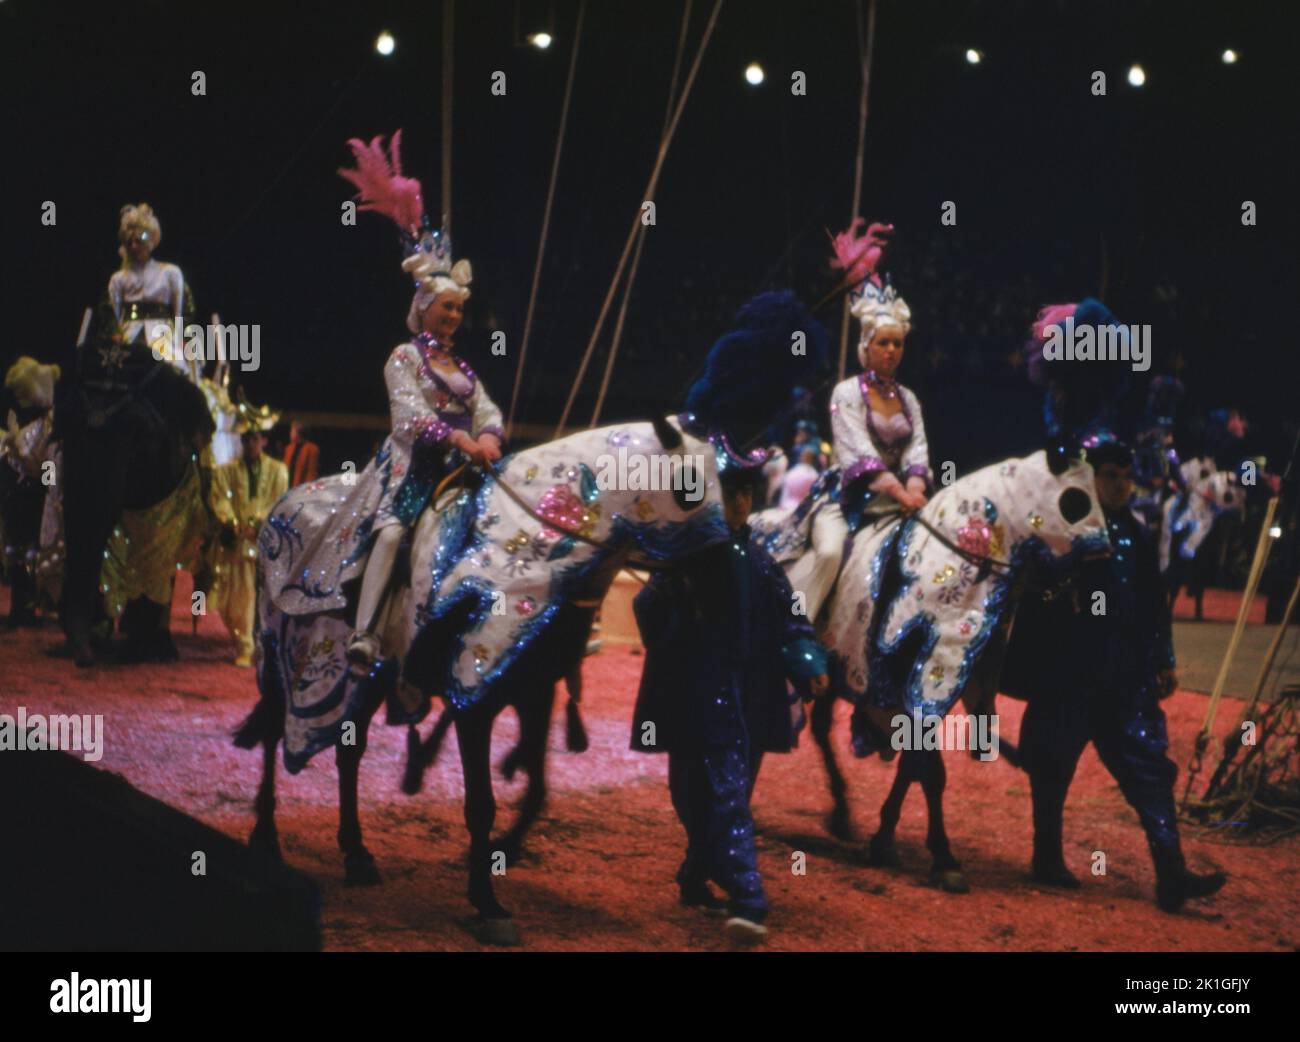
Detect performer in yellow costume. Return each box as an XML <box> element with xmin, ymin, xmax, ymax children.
<box><xmin>209</xmin><ymin>414</ymin><xmax>288</xmax><ymax>666</ymax></box>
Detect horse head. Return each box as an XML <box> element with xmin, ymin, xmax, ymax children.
<box><xmin>404</xmin><ymin>415</ymin><xmax>729</xmax><ymax>708</ymax></box>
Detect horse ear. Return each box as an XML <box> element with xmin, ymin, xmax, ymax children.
<box><xmin>651</xmin><ymin>414</ymin><xmax>683</xmax><ymax>452</ymax></box>
<box><xmin>1045</xmin><ymin>436</ymin><xmax>1078</xmax><ymax>476</ymax></box>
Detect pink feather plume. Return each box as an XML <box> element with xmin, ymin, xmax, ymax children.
<box><xmin>1031</xmin><ymin>303</ymin><xmax>1078</xmax><ymax>342</ymax></box>
<box><xmin>829</xmin><ymin>219</ymin><xmax>894</xmax><ymax>287</ymax></box>
<box><xmin>337</xmin><ymin>130</ymin><xmax>426</xmax><ymax>235</ymax></box>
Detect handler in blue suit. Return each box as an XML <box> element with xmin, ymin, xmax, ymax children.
<box><xmin>1003</xmin><ymin>439</ymin><xmax>1226</xmax><ymax>912</ymax></box>
<box><xmin>632</xmin><ymin>468</ymin><xmax>829</xmax><ymax>944</ymax></box>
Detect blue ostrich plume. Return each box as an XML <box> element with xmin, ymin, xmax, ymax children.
<box><xmin>682</xmin><ymin>290</ymin><xmax>829</xmax><ymax>449</ymax></box>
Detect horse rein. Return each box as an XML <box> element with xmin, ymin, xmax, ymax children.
<box><xmin>867</xmin><ymin>503</ymin><xmax>1017</xmax><ymax>577</ymax></box>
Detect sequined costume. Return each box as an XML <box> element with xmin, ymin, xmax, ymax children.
<box><xmin>1004</xmin><ymin>503</ymin><xmax>1185</xmax><ymax>877</ymax></box>
<box><xmin>755</xmin><ymin>221</ymin><xmax>930</xmax><ymax>625</ymax></box>
<box><xmin>99</xmin><ymin>460</ymin><xmax>209</xmax><ymax>620</ymax></box>
<box><xmin>259</xmin><ymin>334</ymin><xmax>501</xmax><ymax>622</ymax></box>
<box><xmin>209</xmin><ymin>453</ymin><xmax>289</xmax><ymax>662</ymax></box>
<box><xmin>761</xmin><ymin>371</ymin><xmax>932</xmax><ymax>624</ymax></box>
<box><xmin>0</xmin><ymin>410</ymin><xmax>54</xmax><ymax>623</ymax></box>
<box><xmin>631</xmin><ymin>525</ymin><xmax>828</xmax><ymax>920</ymax></box>
<box><xmin>107</xmin><ymin>257</ymin><xmax>197</xmax><ymax>382</ymax></box>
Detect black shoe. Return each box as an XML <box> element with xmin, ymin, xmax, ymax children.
<box><xmin>1153</xmin><ymin>845</ymin><xmax>1226</xmax><ymax>912</ymax></box>
<box><xmin>679</xmin><ymin>882</ymin><xmax>727</xmax><ymax>911</ymax></box>
<box><xmin>1157</xmin><ymin>868</ymin><xmax>1227</xmax><ymax>913</ymax></box>
<box><xmin>1031</xmin><ymin>859</ymin><xmax>1082</xmax><ymax>889</ymax></box>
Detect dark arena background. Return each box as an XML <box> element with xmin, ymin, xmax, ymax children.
<box><xmin>0</xmin><ymin>0</ymin><xmax>1297</xmax><ymax>1016</ymax></box>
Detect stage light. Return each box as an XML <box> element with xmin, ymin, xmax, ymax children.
<box><xmin>1222</xmin><ymin>49</ymin><xmax>1239</xmax><ymax>64</ymax></box>
<box><xmin>1128</xmin><ymin>64</ymin><xmax>1146</xmax><ymax>87</ymax></box>
<box><xmin>1269</xmin><ymin>524</ymin><xmax>1283</xmax><ymax>539</ymax></box>
<box><xmin>965</xmin><ymin>49</ymin><xmax>983</xmax><ymax>65</ymax></box>
<box><xmin>528</xmin><ymin>32</ymin><xmax>553</xmax><ymax>50</ymax></box>
<box><xmin>375</xmin><ymin>32</ymin><xmax>395</xmax><ymax>57</ymax></box>
<box><xmin>745</xmin><ymin>62</ymin><xmax>765</xmax><ymax>85</ymax></box>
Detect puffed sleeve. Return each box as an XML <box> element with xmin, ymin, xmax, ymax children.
<box><xmin>900</xmin><ymin>386</ymin><xmax>932</xmax><ymax>488</ymax></box>
<box><xmin>385</xmin><ymin>343</ymin><xmax>452</xmax><ymax>454</ymax></box>
<box><xmin>830</xmin><ymin>377</ymin><xmax>887</xmax><ymax>487</ymax></box>
<box><xmin>107</xmin><ymin>271</ymin><xmax>125</xmax><ymax>323</ymax></box>
<box><xmin>755</xmin><ymin>536</ymin><xmax>829</xmax><ymax>687</ymax></box>
<box><xmin>168</xmin><ymin>265</ymin><xmax>186</xmax><ymax>320</ymax></box>
<box><xmin>469</xmin><ymin>376</ymin><xmax>505</xmax><ymax>443</ymax></box>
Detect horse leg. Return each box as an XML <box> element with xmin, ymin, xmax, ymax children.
<box><xmin>248</xmin><ymin>732</ymin><xmax>283</xmax><ymax>860</ymax></box>
<box><xmin>456</xmin><ymin>709</ymin><xmax>518</xmax><ymax>944</ymax></box>
<box><xmin>496</xmin><ymin>680</ymin><xmax>557</xmax><ymax>863</ymax></box>
<box><xmin>868</xmin><ymin>752</ymin><xmax>917</xmax><ymax>867</ymax></box>
<box><xmin>920</xmin><ymin>750</ymin><xmax>969</xmax><ymax>893</ymax></box>
<box><xmin>337</xmin><ymin>690</ymin><xmax>383</xmax><ymax>885</ymax></box>
<box><xmin>563</xmin><ymin>661</ymin><xmax>589</xmax><ymax>753</ymax></box>
<box><xmin>811</xmin><ymin>695</ymin><xmax>851</xmax><ymax>839</ymax></box>
<box><xmin>400</xmin><ymin>708</ymin><xmax>455</xmax><ymax>795</ymax></box>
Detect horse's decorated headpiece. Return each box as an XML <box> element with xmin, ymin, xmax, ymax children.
<box><xmin>337</xmin><ymin>131</ymin><xmax>472</xmax><ymax>334</ymax></box>
<box><xmin>1025</xmin><ymin>297</ymin><xmax>1133</xmax><ymax>471</ymax></box>
<box><xmin>681</xmin><ymin>290</ymin><xmax>829</xmax><ymax>477</ymax></box>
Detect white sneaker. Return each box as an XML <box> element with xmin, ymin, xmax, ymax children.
<box><xmin>724</xmin><ymin>917</ymin><xmax>769</xmax><ymax>945</ymax></box>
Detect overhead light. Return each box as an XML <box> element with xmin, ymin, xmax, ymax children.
<box><xmin>375</xmin><ymin>32</ymin><xmax>395</xmax><ymax>57</ymax></box>
<box><xmin>1222</xmin><ymin>49</ymin><xmax>1239</xmax><ymax>64</ymax></box>
<box><xmin>528</xmin><ymin>32</ymin><xmax>553</xmax><ymax>50</ymax></box>
<box><xmin>965</xmin><ymin>48</ymin><xmax>983</xmax><ymax>65</ymax></box>
<box><xmin>745</xmin><ymin>62</ymin><xmax>765</xmax><ymax>85</ymax></box>
<box><xmin>1269</xmin><ymin>525</ymin><xmax>1283</xmax><ymax>539</ymax></box>
<box><xmin>1128</xmin><ymin>63</ymin><xmax>1146</xmax><ymax>87</ymax></box>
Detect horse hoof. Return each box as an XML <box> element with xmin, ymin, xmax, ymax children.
<box><xmin>343</xmin><ymin>851</ymin><xmax>382</xmax><ymax>886</ymax></box>
<box><xmin>932</xmin><ymin>868</ymin><xmax>970</xmax><ymax>894</ymax></box>
<box><xmin>867</xmin><ymin>840</ymin><xmax>901</xmax><ymax>868</ymax></box>
<box><xmin>473</xmin><ymin>916</ymin><xmax>519</xmax><ymax>947</ymax></box>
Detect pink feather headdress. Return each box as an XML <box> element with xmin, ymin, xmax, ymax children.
<box><xmin>1031</xmin><ymin>303</ymin><xmax>1079</xmax><ymax>343</ymax></box>
<box><xmin>337</xmin><ymin>131</ymin><xmax>426</xmax><ymax>237</ymax></box>
<box><xmin>829</xmin><ymin>218</ymin><xmax>893</xmax><ymax>289</ymax></box>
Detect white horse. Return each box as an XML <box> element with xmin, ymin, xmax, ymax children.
<box><xmin>756</xmin><ymin>448</ymin><xmax>1109</xmax><ymax>888</ymax></box>
<box><xmin>239</xmin><ymin>414</ymin><xmax>727</xmax><ymax>941</ymax></box>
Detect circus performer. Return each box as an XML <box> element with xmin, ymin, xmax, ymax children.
<box><xmin>261</xmin><ymin>132</ymin><xmax>504</xmax><ymax>672</ymax></box>
<box><xmin>106</xmin><ymin>203</ymin><xmax>198</xmax><ymax>382</ymax></box>
<box><xmin>758</xmin><ymin>221</ymin><xmax>931</xmax><ymax>625</ymax></box>
<box><xmin>209</xmin><ymin>411</ymin><xmax>289</xmax><ymax>666</ymax></box>
<box><xmin>1003</xmin><ymin>436</ymin><xmax>1227</xmax><ymax>911</ymax></box>
<box><xmin>1131</xmin><ymin>375</ymin><xmax>1185</xmax><ymax>532</ymax></box>
<box><xmin>633</xmin><ymin>466</ymin><xmax>829</xmax><ymax>943</ymax></box>
<box><xmin>1</xmin><ymin>357</ymin><xmax>60</xmax><ymax>625</ymax></box>
<box><xmin>284</xmin><ymin>418</ymin><xmax>320</xmax><ymax>487</ymax></box>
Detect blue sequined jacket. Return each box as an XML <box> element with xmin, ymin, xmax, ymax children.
<box><xmin>631</xmin><ymin>525</ymin><xmax>828</xmax><ymax>755</ymax></box>
<box><xmin>1002</xmin><ymin>506</ymin><xmax>1175</xmax><ymax>707</ymax></box>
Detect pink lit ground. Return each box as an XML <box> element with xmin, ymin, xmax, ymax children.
<box><xmin>2</xmin><ymin>580</ymin><xmax>1296</xmax><ymax>951</ymax></box>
